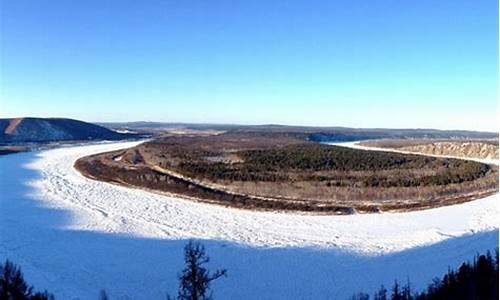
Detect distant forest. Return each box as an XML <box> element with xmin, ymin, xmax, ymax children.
<box><xmin>178</xmin><ymin>143</ymin><xmax>491</xmax><ymax>187</ymax></box>
<box><xmin>2</xmin><ymin>246</ymin><xmax>498</xmax><ymax>300</ymax></box>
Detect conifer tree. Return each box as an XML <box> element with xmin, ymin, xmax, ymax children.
<box><xmin>169</xmin><ymin>241</ymin><xmax>227</xmax><ymax>300</ymax></box>
<box><xmin>0</xmin><ymin>260</ymin><xmax>53</xmax><ymax>300</ymax></box>
<box><xmin>373</xmin><ymin>285</ymin><xmax>387</xmax><ymax>300</ymax></box>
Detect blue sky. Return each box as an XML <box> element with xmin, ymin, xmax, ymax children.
<box><xmin>1</xmin><ymin>0</ymin><xmax>498</xmax><ymax>130</ymax></box>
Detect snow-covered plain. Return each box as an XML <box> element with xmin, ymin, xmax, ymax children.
<box><xmin>0</xmin><ymin>141</ymin><xmax>498</xmax><ymax>299</ymax></box>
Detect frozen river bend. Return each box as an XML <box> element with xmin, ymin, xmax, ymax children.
<box><xmin>0</xmin><ymin>141</ymin><xmax>498</xmax><ymax>299</ymax></box>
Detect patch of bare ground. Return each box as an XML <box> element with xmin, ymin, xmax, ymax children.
<box><xmin>360</xmin><ymin>139</ymin><xmax>499</xmax><ymax>160</ymax></box>
<box><xmin>74</xmin><ymin>132</ymin><xmax>499</xmax><ymax>214</ymax></box>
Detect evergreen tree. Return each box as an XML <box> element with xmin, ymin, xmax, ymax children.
<box><xmin>0</xmin><ymin>260</ymin><xmax>32</xmax><ymax>300</ymax></box>
<box><xmin>0</xmin><ymin>260</ymin><xmax>53</xmax><ymax>300</ymax></box>
<box><xmin>391</xmin><ymin>281</ymin><xmax>402</xmax><ymax>300</ymax></box>
<box><xmin>401</xmin><ymin>279</ymin><xmax>412</xmax><ymax>300</ymax></box>
<box><xmin>373</xmin><ymin>285</ymin><xmax>387</xmax><ymax>300</ymax></box>
<box><xmin>355</xmin><ymin>249</ymin><xmax>499</xmax><ymax>300</ymax></box>
<box><xmin>169</xmin><ymin>241</ymin><xmax>227</xmax><ymax>300</ymax></box>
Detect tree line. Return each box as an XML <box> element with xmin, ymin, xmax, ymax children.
<box><xmin>350</xmin><ymin>249</ymin><xmax>499</xmax><ymax>300</ymax></box>
<box><xmin>2</xmin><ymin>245</ymin><xmax>498</xmax><ymax>300</ymax></box>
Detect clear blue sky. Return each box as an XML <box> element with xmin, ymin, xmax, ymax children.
<box><xmin>1</xmin><ymin>0</ymin><xmax>498</xmax><ymax>131</ymax></box>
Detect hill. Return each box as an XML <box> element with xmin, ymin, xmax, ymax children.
<box><xmin>99</xmin><ymin>122</ymin><xmax>498</xmax><ymax>142</ymax></box>
<box><xmin>0</xmin><ymin>117</ymin><xmax>136</xmax><ymax>144</ymax></box>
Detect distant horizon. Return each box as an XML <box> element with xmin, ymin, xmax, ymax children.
<box><xmin>1</xmin><ymin>0</ymin><xmax>498</xmax><ymax>132</ymax></box>
<box><xmin>1</xmin><ymin>115</ymin><xmax>499</xmax><ymax>133</ymax></box>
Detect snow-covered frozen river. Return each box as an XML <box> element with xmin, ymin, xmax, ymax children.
<box><xmin>0</xmin><ymin>141</ymin><xmax>498</xmax><ymax>299</ymax></box>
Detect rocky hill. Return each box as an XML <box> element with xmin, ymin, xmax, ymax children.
<box><xmin>0</xmin><ymin>118</ymin><xmax>136</xmax><ymax>144</ymax></box>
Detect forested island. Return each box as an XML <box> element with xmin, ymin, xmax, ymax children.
<box><xmin>75</xmin><ymin>130</ymin><xmax>498</xmax><ymax>214</ymax></box>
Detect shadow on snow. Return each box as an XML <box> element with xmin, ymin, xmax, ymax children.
<box><xmin>0</xmin><ymin>151</ymin><xmax>498</xmax><ymax>299</ymax></box>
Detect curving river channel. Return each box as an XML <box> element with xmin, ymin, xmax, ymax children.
<box><xmin>0</xmin><ymin>141</ymin><xmax>497</xmax><ymax>299</ymax></box>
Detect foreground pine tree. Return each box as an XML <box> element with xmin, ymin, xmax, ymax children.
<box><xmin>0</xmin><ymin>260</ymin><xmax>53</xmax><ymax>300</ymax></box>
<box><xmin>169</xmin><ymin>241</ymin><xmax>227</xmax><ymax>300</ymax></box>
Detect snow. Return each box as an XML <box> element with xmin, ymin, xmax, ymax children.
<box><xmin>0</xmin><ymin>141</ymin><xmax>498</xmax><ymax>299</ymax></box>
<box><xmin>113</xmin><ymin>129</ymin><xmax>137</xmax><ymax>134</ymax></box>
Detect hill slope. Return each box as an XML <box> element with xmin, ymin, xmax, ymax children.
<box><xmin>0</xmin><ymin>118</ymin><xmax>134</xmax><ymax>144</ymax></box>
<box><xmin>100</xmin><ymin>122</ymin><xmax>498</xmax><ymax>142</ymax></box>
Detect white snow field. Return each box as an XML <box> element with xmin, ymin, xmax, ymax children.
<box><xmin>0</xmin><ymin>141</ymin><xmax>498</xmax><ymax>299</ymax></box>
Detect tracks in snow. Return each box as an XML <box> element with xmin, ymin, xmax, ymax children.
<box><xmin>24</xmin><ymin>141</ymin><xmax>499</xmax><ymax>254</ymax></box>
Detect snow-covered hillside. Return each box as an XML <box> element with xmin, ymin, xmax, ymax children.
<box><xmin>0</xmin><ymin>141</ymin><xmax>498</xmax><ymax>299</ymax></box>
<box><xmin>0</xmin><ymin>117</ymin><xmax>135</xmax><ymax>143</ymax></box>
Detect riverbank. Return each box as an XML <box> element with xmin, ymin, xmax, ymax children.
<box><xmin>1</xmin><ymin>141</ymin><xmax>498</xmax><ymax>299</ymax></box>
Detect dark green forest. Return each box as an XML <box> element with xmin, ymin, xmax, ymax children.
<box><xmin>176</xmin><ymin>143</ymin><xmax>491</xmax><ymax>188</ymax></box>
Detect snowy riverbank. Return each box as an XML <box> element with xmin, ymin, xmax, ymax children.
<box><xmin>0</xmin><ymin>141</ymin><xmax>498</xmax><ymax>299</ymax></box>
